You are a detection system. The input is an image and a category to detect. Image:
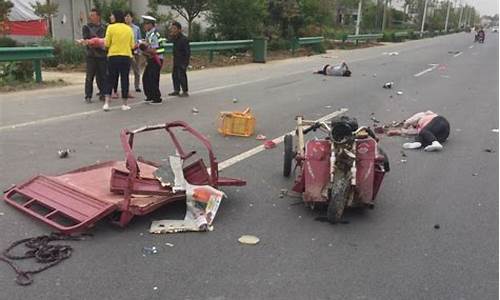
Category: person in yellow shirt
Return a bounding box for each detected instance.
[102,10,134,111]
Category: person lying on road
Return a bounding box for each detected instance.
[401,111,450,152]
[313,62,351,77]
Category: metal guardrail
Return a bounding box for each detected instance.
[342,34,383,45]
[292,36,324,54]
[163,40,254,62]
[0,47,54,82]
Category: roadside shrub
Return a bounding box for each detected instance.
[40,38,85,67]
[0,61,33,84]
[268,38,290,51]
[0,36,17,47]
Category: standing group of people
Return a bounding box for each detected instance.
[80,8,191,111]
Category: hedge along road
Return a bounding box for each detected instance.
[0,32,497,299]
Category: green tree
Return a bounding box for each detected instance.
[156,0,209,37]
[146,0,173,33]
[93,0,129,23]
[209,0,267,40]
[31,1,59,37]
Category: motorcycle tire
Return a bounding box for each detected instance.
[283,134,294,177]
[327,177,350,224]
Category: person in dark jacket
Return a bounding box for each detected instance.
[168,21,190,97]
[82,8,107,103]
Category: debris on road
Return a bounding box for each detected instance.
[374,126,384,134]
[150,184,225,234]
[238,235,260,245]
[143,246,158,255]
[218,108,255,137]
[484,148,495,153]
[0,232,89,286]
[256,134,267,140]
[232,98,238,103]
[434,224,440,230]
[400,159,407,163]
[324,105,332,109]
[370,117,380,123]
[264,140,276,149]
[491,129,499,133]
[153,286,159,291]
[165,242,174,247]
[383,82,393,89]
[401,150,407,157]
[192,107,199,114]
[57,149,74,158]
[396,91,403,95]
[387,129,401,136]
[279,189,287,198]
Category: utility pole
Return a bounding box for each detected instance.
[420,0,429,38]
[458,2,464,28]
[444,0,451,32]
[381,0,387,32]
[355,0,363,35]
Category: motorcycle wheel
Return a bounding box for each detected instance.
[327,177,350,224]
[283,134,294,177]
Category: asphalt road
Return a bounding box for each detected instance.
[0,32,498,300]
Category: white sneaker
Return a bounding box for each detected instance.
[403,142,422,149]
[102,103,109,111]
[424,141,443,152]
[121,105,131,111]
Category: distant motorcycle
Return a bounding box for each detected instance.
[474,30,485,43]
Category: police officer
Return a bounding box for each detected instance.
[141,16,164,104]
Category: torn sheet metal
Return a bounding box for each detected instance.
[150,184,225,233]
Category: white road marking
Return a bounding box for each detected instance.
[413,64,439,77]
[218,108,348,171]
[453,51,463,57]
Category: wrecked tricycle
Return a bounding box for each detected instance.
[283,115,389,223]
[3,121,245,234]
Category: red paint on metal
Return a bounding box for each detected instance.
[303,140,331,203]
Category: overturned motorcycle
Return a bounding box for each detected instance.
[283,115,390,223]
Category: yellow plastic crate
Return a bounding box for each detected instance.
[218,108,256,137]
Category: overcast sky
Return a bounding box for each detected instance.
[465,0,498,16]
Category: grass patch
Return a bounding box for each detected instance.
[0,79,69,93]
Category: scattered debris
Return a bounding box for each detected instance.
[372,74,377,77]
[153,286,159,291]
[218,108,255,137]
[324,105,332,109]
[0,212,4,216]
[57,149,74,159]
[143,246,158,255]
[264,140,276,149]
[0,232,89,286]
[232,98,238,103]
[400,159,407,163]
[374,126,384,134]
[484,148,495,153]
[165,242,174,247]
[370,117,380,123]
[150,183,225,234]
[238,235,260,245]
[230,55,237,60]
[388,51,399,56]
[472,173,478,176]
[434,224,440,230]
[279,189,287,198]
[396,91,403,95]
[492,129,499,133]
[192,107,199,114]
[400,150,407,157]
[383,82,393,89]
[255,134,266,140]
[386,129,401,136]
